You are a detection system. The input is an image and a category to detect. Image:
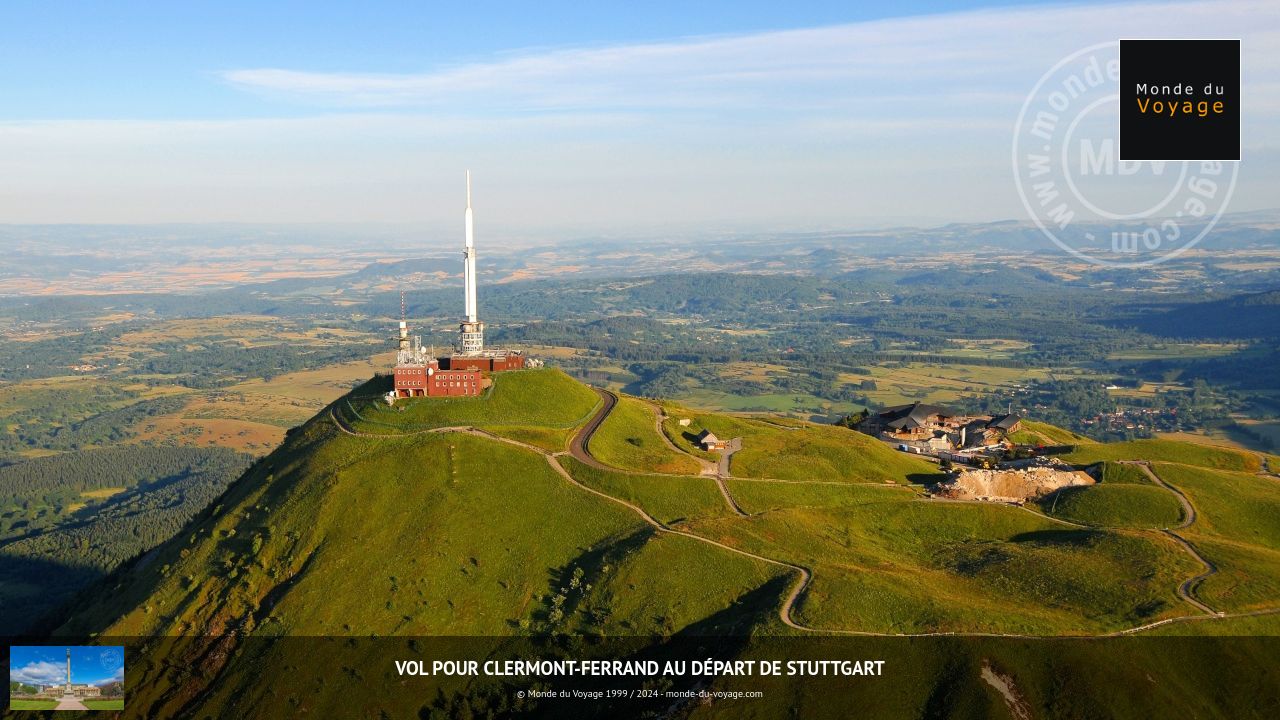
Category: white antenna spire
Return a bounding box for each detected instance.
[463,171,477,322]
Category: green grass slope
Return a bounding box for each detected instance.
[1011,420,1094,445]
[345,368,599,434]
[588,395,701,474]
[1038,484,1186,529]
[59,425,776,640]
[561,456,729,525]
[663,408,940,483]
[684,484,1198,634]
[1099,461,1155,484]
[1064,439,1260,472]
[52,376,785,718]
[1153,463,1280,611]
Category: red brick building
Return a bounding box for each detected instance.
[441,351,525,372]
[394,360,482,398]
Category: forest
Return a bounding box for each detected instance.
[0,446,250,634]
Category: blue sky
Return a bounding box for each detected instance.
[9,646,124,688]
[1,0,1078,120]
[1,0,1276,232]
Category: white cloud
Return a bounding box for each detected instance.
[11,660,66,686]
[219,0,1280,115]
[2,0,1277,227]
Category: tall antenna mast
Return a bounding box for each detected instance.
[400,290,406,324]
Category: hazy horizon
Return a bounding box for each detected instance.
[2,0,1277,235]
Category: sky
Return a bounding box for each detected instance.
[9,646,124,688]
[1,0,1277,237]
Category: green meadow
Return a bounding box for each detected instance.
[561,456,729,525]
[588,395,702,475]
[662,407,939,483]
[346,368,600,433]
[1064,439,1261,473]
[683,486,1197,635]
[1039,484,1186,529]
[1153,463,1280,612]
[6,699,58,710]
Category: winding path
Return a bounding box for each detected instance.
[329,395,1277,638]
[567,388,617,470]
[714,438,749,517]
[1118,461,1222,616]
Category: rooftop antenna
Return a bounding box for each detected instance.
[400,290,406,325]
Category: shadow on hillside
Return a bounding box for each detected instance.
[0,553,101,635]
[907,471,948,487]
[1008,528,1102,547]
[534,527,657,631]
[673,573,791,637]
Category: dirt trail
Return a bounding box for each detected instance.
[714,438,749,517]
[1119,461,1221,616]
[328,397,1279,638]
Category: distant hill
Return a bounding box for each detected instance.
[1125,290,1280,340]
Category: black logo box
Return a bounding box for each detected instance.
[1120,39,1240,161]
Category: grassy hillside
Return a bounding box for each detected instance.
[588,396,702,475]
[345,368,599,433]
[1038,484,1186,529]
[1063,439,1261,472]
[58,423,771,641]
[1011,420,1094,445]
[1100,461,1155,484]
[38,370,1280,717]
[683,485,1197,634]
[561,456,728,525]
[1153,463,1280,612]
[662,408,940,483]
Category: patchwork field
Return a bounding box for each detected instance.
[677,389,859,416]
[842,362,1093,407]
[133,416,285,454]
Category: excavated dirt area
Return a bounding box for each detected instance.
[933,458,1095,504]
